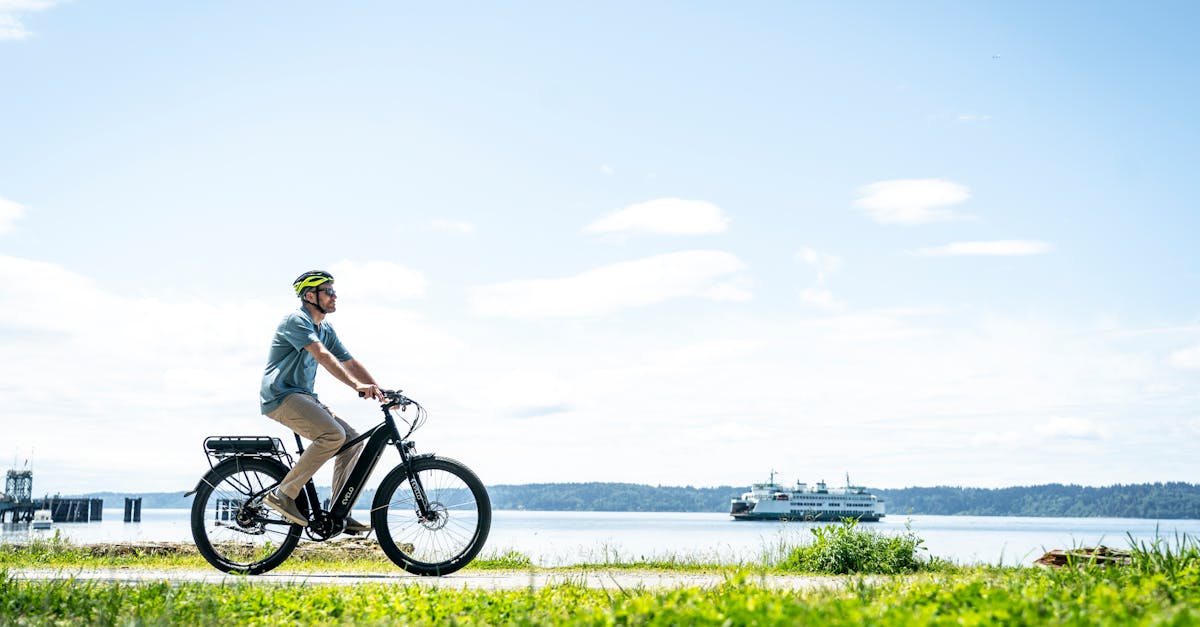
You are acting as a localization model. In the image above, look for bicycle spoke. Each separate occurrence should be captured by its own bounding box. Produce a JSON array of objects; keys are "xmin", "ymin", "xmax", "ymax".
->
[
  {"xmin": 374, "ymin": 459, "xmax": 489, "ymax": 573},
  {"xmin": 192, "ymin": 460, "xmax": 300, "ymax": 573}
]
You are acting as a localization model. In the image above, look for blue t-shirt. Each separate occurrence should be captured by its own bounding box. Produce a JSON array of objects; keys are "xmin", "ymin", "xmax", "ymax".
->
[{"xmin": 260, "ymin": 307, "xmax": 353, "ymax": 414}]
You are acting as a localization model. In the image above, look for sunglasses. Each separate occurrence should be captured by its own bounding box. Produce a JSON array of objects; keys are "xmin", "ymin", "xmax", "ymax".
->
[{"xmin": 316, "ymin": 287, "xmax": 336, "ymax": 297}]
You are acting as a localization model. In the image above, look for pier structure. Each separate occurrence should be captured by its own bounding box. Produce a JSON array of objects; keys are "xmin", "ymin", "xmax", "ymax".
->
[
  {"xmin": 0, "ymin": 468, "xmax": 104, "ymax": 523},
  {"xmin": 6, "ymin": 469, "xmax": 32, "ymax": 502},
  {"xmin": 0, "ymin": 469, "xmax": 35, "ymax": 523}
]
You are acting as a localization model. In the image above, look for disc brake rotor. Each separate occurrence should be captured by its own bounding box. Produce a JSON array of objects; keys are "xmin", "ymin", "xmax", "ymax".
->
[{"xmin": 419, "ymin": 502, "xmax": 450, "ymax": 530}]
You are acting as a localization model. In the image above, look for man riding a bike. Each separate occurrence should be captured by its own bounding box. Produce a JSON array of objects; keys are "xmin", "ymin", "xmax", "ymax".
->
[
  {"xmin": 190, "ymin": 269, "xmax": 490, "ymax": 575},
  {"xmin": 259, "ymin": 269, "xmax": 384, "ymax": 533}
]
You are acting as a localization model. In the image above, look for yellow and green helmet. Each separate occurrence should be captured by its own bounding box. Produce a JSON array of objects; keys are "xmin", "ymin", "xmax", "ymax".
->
[{"xmin": 293, "ymin": 270, "xmax": 333, "ymax": 297}]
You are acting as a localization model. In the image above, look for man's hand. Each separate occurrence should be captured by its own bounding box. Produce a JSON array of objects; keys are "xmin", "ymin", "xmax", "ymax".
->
[{"xmin": 356, "ymin": 382, "xmax": 384, "ymax": 401}]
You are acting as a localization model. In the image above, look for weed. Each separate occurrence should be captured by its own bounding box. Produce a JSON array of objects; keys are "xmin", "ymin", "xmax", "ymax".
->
[{"xmin": 776, "ymin": 518, "xmax": 935, "ymax": 575}]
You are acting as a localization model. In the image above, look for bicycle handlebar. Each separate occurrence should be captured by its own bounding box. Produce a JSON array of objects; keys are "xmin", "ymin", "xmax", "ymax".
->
[
  {"xmin": 358, "ymin": 388, "xmax": 410, "ymax": 404},
  {"xmin": 359, "ymin": 388, "xmax": 425, "ymax": 436},
  {"xmin": 381, "ymin": 389, "xmax": 413, "ymax": 408}
]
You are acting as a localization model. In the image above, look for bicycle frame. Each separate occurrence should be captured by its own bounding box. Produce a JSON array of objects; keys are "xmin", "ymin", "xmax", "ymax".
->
[
  {"xmin": 292, "ymin": 396, "xmax": 435, "ymax": 527},
  {"xmin": 191, "ymin": 387, "xmax": 491, "ymax": 576}
]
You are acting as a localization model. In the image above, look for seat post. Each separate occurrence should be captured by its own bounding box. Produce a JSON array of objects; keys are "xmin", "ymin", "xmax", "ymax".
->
[{"xmin": 294, "ymin": 433, "xmax": 305, "ymax": 455}]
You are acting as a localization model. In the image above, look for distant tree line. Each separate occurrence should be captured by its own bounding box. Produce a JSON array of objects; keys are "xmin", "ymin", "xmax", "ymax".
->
[
  {"xmin": 485, "ymin": 482, "xmax": 1200, "ymax": 519},
  {"xmin": 486, "ymin": 483, "xmax": 745, "ymax": 513},
  {"xmin": 81, "ymin": 481, "xmax": 1200, "ymax": 519},
  {"xmin": 877, "ymin": 483, "xmax": 1200, "ymax": 519}
]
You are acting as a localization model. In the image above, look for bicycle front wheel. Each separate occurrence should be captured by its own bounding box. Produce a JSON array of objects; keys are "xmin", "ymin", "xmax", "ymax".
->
[
  {"xmin": 190, "ymin": 457, "xmax": 302, "ymax": 574},
  {"xmin": 372, "ymin": 456, "xmax": 491, "ymax": 576}
]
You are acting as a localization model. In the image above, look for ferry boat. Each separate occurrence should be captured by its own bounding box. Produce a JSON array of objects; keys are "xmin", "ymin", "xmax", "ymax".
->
[
  {"xmin": 31, "ymin": 509, "xmax": 53, "ymax": 530},
  {"xmin": 730, "ymin": 471, "xmax": 885, "ymax": 522}
]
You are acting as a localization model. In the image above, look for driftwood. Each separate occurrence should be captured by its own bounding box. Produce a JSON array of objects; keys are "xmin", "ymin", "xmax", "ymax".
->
[{"xmin": 1034, "ymin": 546, "xmax": 1131, "ymax": 568}]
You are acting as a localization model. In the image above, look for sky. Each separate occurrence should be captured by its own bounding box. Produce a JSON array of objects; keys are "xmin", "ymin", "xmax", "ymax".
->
[{"xmin": 2, "ymin": 1, "xmax": 1198, "ymax": 496}]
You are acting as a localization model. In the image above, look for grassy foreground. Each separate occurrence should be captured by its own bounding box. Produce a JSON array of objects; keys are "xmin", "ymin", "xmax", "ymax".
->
[
  {"xmin": 2, "ymin": 525, "xmax": 1199, "ymax": 625},
  {"xmin": 0, "ymin": 519, "xmax": 934, "ymax": 575}
]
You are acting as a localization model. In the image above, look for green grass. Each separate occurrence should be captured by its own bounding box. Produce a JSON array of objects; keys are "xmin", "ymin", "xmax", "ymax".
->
[
  {"xmin": 4, "ymin": 551, "xmax": 1200, "ymax": 626},
  {"xmin": 1, "ymin": 520, "xmax": 940, "ymax": 575},
  {"xmin": 4, "ymin": 527, "xmax": 1198, "ymax": 625},
  {"xmin": 0, "ymin": 533, "xmax": 539, "ymax": 574}
]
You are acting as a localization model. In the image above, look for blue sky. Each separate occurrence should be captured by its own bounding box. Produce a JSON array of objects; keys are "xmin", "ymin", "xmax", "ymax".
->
[{"xmin": 2, "ymin": 2, "xmax": 1198, "ymax": 495}]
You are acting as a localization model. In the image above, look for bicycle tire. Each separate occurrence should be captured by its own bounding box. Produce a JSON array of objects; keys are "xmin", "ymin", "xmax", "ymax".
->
[
  {"xmin": 372, "ymin": 456, "xmax": 492, "ymax": 576},
  {"xmin": 190, "ymin": 457, "xmax": 302, "ymax": 574}
]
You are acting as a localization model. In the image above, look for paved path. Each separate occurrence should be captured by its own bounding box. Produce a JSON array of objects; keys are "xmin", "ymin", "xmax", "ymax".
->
[{"xmin": 9, "ymin": 568, "xmax": 849, "ymax": 591}]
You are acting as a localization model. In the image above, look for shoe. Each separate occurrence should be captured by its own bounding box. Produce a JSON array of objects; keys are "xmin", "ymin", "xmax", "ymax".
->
[
  {"xmin": 343, "ymin": 517, "xmax": 371, "ymax": 535},
  {"xmin": 263, "ymin": 489, "xmax": 308, "ymax": 527}
]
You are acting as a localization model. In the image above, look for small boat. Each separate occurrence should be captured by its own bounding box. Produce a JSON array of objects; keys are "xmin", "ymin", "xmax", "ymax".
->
[{"xmin": 31, "ymin": 509, "xmax": 53, "ymax": 530}]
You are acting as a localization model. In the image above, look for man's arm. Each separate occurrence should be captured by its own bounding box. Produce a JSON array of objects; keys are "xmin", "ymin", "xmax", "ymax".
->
[
  {"xmin": 342, "ymin": 359, "xmax": 378, "ymax": 388},
  {"xmin": 303, "ymin": 342, "xmax": 383, "ymax": 400}
]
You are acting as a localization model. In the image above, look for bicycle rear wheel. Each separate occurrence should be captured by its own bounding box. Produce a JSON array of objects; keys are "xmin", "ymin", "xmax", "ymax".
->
[
  {"xmin": 190, "ymin": 457, "xmax": 302, "ymax": 574},
  {"xmin": 372, "ymin": 456, "xmax": 491, "ymax": 576}
]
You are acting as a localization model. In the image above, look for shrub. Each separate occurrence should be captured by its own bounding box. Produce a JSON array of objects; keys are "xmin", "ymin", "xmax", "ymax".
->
[{"xmin": 779, "ymin": 518, "xmax": 929, "ymax": 574}]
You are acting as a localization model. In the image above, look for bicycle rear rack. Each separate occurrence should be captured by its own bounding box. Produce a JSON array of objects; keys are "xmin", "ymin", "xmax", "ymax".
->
[{"xmin": 202, "ymin": 436, "xmax": 294, "ymax": 470}]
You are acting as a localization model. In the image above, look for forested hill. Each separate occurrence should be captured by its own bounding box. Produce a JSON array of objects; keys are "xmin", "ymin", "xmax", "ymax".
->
[
  {"xmin": 86, "ymin": 481, "xmax": 1200, "ymax": 518},
  {"xmin": 486, "ymin": 483, "xmax": 742, "ymax": 513},
  {"xmin": 488, "ymin": 482, "xmax": 1200, "ymax": 519},
  {"xmin": 876, "ymin": 483, "xmax": 1200, "ymax": 519}
]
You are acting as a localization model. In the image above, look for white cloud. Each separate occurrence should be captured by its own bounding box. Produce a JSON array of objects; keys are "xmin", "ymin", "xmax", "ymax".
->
[
  {"xmin": 0, "ymin": 254, "xmax": 461, "ymax": 492},
  {"xmin": 703, "ymin": 276, "xmax": 754, "ymax": 302},
  {"xmin": 957, "ymin": 113, "xmax": 993, "ymax": 123},
  {"xmin": 601, "ymin": 164, "xmax": 615, "ymax": 175},
  {"xmin": 800, "ymin": 287, "xmax": 844, "ymax": 310},
  {"xmin": 429, "ymin": 219, "xmax": 475, "ymax": 234},
  {"xmin": 3, "ymin": 254, "xmax": 110, "ymax": 331},
  {"xmin": 0, "ymin": 196, "xmax": 27, "ymax": 234},
  {"xmin": 1169, "ymin": 344, "xmax": 1200, "ymax": 370},
  {"xmin": 1034, "ymin": 417, "xmax": 1108, "ymax": 440},
  {"xmin": 641, "ymin": 339, "xmax": 764, "ymax": 372},
  {"xmin": 797, "ymin": 248, "xmax": 844, "ymax": 308},
  {"xmin": 971, "ymin": 430, "xmax": 1023, "ymax": 447},
  {"xmin": 471, "ymin": 250, "xmax": 749, "ymax": 318},
  {"xmin": 478, "ymin": 369, "xmax": 576, "ymax": 419},
  {"xmin": 912, "ymin": 240, "xmax": 1052, "ymax": 257},
  {"xmin": 585, "ymin": 198, "xmax": 729, "ymax": 235},
  {"xmin": 970, "ymin": 417, "xmax": 1108, "ymax": 449},
  {"xmin": 0, "ymin": 15, "xmax": 25, "ymax": 40},
  {"xmin": 0, "ymin": 0, "xmax": 62, "ymax": 41},
  {"xmin": 854, "ymin": 179, "xmax": 970, "ymax": 225},
  {"xmin": 329, "ymin": 259, "xmax": 427, "ymax": 303},
  {"xmin": 796, "ymin": 308, "xmax": 937, "ymax": 342},
  {"xmin": 4, "ymin": 251, "xmax": 1199, "ymax": 492},
  {"xmin": 0, "ymin": 254, "xmax": 279, "ymax": 410},
  {"xmin": 797, "ymin": 247, "xmax": 843, "ymax": 283}
]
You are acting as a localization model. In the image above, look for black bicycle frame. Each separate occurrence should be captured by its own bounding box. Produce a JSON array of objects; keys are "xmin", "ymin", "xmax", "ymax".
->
[{"xmin": 293, "ymin": 401, "xmax": 434, "ymax": 523}]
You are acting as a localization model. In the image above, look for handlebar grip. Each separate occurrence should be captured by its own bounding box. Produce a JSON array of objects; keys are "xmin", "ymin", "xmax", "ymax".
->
[{"xmin": 360, "ymin": 388, "xmax": 399, "ymax": 400}]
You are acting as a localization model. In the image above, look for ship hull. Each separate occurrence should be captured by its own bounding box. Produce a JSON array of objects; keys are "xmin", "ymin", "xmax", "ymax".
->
[{"xmin": 731, "ymin": 511, "xmax": 882, "ymax": 522}]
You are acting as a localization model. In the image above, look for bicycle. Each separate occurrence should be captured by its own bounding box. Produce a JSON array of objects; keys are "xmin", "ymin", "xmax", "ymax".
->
[{"xmin": 185, "ymin": 389, "xmax": 491, "ymax": 576}]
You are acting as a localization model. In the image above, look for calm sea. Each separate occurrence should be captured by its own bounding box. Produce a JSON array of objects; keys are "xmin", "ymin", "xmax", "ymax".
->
[{"xmin": 5, "ymin": 509, "xmax": 1199, "ymax": 566}]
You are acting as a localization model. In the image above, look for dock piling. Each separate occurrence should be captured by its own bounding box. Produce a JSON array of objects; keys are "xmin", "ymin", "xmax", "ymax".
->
[{"xmin": 123, "ymin": 497, "xmax": 142, "ymax": 522}]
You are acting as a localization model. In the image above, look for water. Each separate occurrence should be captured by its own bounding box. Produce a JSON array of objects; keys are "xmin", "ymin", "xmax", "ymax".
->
[{"xmin": 5, "ymin": 509, "xmax": 1199, "ymax": 566}]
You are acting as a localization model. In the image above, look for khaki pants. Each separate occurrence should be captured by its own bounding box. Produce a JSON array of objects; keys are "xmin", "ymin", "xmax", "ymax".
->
[{"xmin": 267, "ymin": 393, "xmax": 363, "ymax": 502}]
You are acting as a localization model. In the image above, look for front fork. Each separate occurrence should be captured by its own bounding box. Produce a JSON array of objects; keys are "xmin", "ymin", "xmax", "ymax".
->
[{"xmin": 394, "ymin": 438, "xmax": 436, "ymax": 520}]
